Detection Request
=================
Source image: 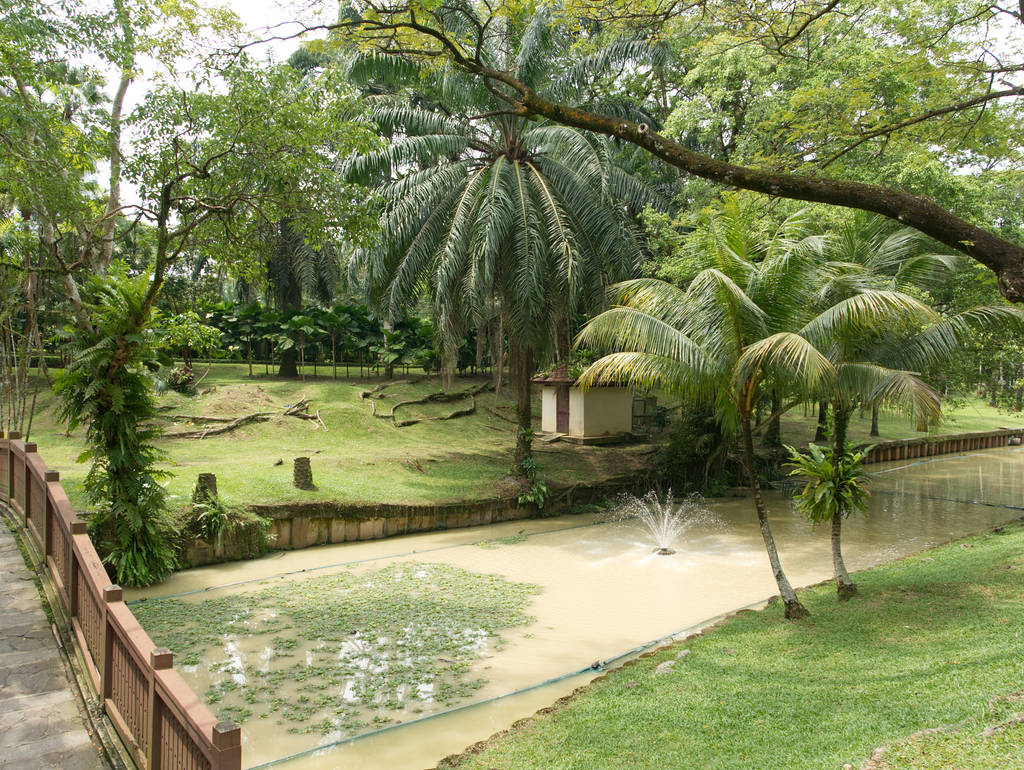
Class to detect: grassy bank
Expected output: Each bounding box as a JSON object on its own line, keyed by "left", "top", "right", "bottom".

{"left": 777, "top": 397, "right": 1023, "bottom": 447}
{"left": 23, "top": 365, "right": 653, "bottom": 512}
{"left": 445, "top": 521, "right": 1024, "bottom": 770}
{"left": 21, "top": 364, "right": 1024, "bottom": 513}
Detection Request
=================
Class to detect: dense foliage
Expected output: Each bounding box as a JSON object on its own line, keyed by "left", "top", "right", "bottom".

{"left": 55, "top": 268, "right": 176, "bottom": 586}
{"left": 3, "top": 0, "right": 1024, "bottom": 588}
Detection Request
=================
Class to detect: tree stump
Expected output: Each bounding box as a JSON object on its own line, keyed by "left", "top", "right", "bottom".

{"left": 192, "top": 473, "right": 218, "bottom": 504}
{"left": 293, "top": 457, "right": 315, "bottom": 490}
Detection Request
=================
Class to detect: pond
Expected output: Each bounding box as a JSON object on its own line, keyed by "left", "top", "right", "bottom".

{"left": 128, "top": 446, "right": 1024, "bottom": 769}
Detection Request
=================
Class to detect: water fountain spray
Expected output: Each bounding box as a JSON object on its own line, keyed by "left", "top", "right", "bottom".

{"left": 613, "top": 491, "right": 720, "bottom": 555}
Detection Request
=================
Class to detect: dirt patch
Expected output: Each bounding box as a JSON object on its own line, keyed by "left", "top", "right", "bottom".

{"left": 191, "top": 384, "right": 277, "bottom": 416}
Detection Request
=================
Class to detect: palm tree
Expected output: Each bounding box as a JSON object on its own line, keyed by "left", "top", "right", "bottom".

{"left": 758, "top": 299, "right": 942, "bottom": 600}
{"left": 751, "top": 215, "right": 1024, "bottom": 600}
{"left": 577, "top": 201, "right": 832, "bottom": 619}
{"left": 267, "top": 219, "right": 344, "bottom": 377}
{"left": 813, "top": 214, "right": 959, "bottom": 435}
{"left": 348, "top": 9, "right": 658, "bottom": 468}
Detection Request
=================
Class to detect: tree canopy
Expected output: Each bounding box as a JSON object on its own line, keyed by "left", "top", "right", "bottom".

{"left": 320, "top": 0, "right": 1024, "bottom": 300}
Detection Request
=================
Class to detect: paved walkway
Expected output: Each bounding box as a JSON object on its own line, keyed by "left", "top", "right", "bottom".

{"left": 0, "top": 524, "right": 104, "bottom": 769}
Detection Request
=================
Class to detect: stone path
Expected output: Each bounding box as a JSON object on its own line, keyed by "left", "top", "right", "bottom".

{"left": 0, "top": 524, "right": 105, "bottom": 769}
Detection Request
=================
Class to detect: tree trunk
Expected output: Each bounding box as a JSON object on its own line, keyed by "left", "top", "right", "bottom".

{"left": 510, "top": 342, "right": 535, "bottom": 469}
{"left": 815, "top": 400, "right": 828, "bottom": 442}
{"left": 492, "top": 314, "right": 505, "bottom": 396}
{"left": 277, "top": 268, "right": 302, "bottom": 377}
{"left": 763, "top": 389, "right": 781, "bottom": 447}
{"left": 98, "top": 0, "right": 134, "bottom": 273}
{"left": 279, "top": 348, "right": 299, "bottom": 378}
{"left": 831, "top": 405, "right": 858, "bottom": 600}
{"left": 555, "top": 315, "right": 571, "bottom": 364}
{"left": 475, "top": 322, "right": 485, "bottom": 373}
{"left": 831, "top": 514, "right": 857, "bottom": 600}
{"left": 740, "top": 414, "right": 808, "bottom": 619}
{"left": 870, "top": 403, "right": 880, "bottom": 437}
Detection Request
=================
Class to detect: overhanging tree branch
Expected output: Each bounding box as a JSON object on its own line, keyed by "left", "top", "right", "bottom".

{"left": 323, "top": 8, "right": 1024, "bottom": 303}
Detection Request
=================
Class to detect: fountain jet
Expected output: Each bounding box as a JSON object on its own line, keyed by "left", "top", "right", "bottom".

{"left": 613, "top": 491, "right": 720, "bottom": 555}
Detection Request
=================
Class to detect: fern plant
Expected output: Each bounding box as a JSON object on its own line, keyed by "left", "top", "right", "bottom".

{"left": 56, "top": 265, "right": 176, "bottom": 586}
{"left": 785, "top": 443, "right": 872, "bottom": 525}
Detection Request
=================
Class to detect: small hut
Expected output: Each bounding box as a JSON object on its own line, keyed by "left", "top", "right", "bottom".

{"left": 533, "top": 363, "right": 633, "bottom": 444}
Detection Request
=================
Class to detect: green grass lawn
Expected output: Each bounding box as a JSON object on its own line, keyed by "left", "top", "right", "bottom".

{"left": 23, "top": 364, "right": 652, "bottom": 512}
{"left": 443, "top": 522, "right": 1024, "bottom": 770}
{"left": 777, "top": 397, "right": 1024, "bottom": 448}
{"left": 20, "top": 364, "right": 1024, "bottom": 514}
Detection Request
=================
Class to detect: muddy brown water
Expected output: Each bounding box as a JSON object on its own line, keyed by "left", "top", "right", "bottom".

{"left": 129, "top": 448, "right": 1024, "bottom": 769}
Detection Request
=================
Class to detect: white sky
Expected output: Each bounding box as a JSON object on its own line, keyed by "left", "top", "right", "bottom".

{"left": 95, "top": 0, "right": 333, "bottom": 205}
{"left": 220, "top": 0, "right": 326, "bottom": 61}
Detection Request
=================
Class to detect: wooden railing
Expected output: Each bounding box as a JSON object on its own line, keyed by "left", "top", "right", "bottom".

{"left": 860, "top": 427, "right": 1024, "bottom": 464}
{"left": 0, "top": 432, "right": 241, "bottom": 770}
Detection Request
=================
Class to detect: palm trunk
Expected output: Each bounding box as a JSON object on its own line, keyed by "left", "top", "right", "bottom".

{"left": 475, "top": 322, "right": 485, "bottom": 373}
{"left": 740, "top": 415, "right": 808, "bottom": 619}
{"left": 870, "top": 403, "right": 879, "bottom": 437}
{"left": 831, "top": 405, "right": 857, "bottom": 600}
{"left": 510, "top": 342, "right": 535, "bottom": 469}
{"left": 763, "top": 389, "right": 781, "bottom": 447}
{"left": 491, "top": 314, "right": 505, "bottom": 396}
{"left": 815, "top": 400, "right": 828, "bottom": 441}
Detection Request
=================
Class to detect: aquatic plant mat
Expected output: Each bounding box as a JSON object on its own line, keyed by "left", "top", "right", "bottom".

{"left": 134, "top": 563, "right": 539, "bottom": 736}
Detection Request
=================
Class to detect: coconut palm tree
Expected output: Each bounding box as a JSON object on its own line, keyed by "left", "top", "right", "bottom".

{"left": 749, "top": 214, "right": 1024, "bottom": 600}
{"left": 577, "top": 200, "right": 836, "bottom": 619}
{"left": 756, "top": 300, "right": 942, "bottom": 600}
{"left": 794, "top": 216, "right": 953, "bottom": 596}
{"left": 347, "top": 9, "right": 660, "bottom": 469}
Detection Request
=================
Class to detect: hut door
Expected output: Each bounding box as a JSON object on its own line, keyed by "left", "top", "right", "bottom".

{"left": 556, "top": 385, "right": 570, "bottom": 433}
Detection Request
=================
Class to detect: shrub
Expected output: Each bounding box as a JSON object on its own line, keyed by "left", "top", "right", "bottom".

{"left": 167, "top": 365, "right": 196, "bottom": 394}
{"left": 56, "top": 267, "right": 176, "bottom": 586}
{"left": 655, "top": 404, "right": 733, "bottom": 495}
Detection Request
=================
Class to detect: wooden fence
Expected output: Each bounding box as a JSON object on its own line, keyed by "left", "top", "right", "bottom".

{"left": 0, "top": 432, "right": 241, "bottom": 770}
{"left": 860, "top": 427, "right": 1024, "bottom": 464}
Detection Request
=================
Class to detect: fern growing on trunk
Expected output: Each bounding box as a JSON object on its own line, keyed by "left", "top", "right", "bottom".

{"left": 56, "top": 267, "right": 176, "bottom": 586}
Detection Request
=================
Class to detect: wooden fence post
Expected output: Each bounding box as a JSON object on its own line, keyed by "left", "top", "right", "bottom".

{"left": 5, "top": 432, "right": 19, "bottom": 503}
{"left": 147, "top": 648, "right": 174, "bottom": 770}
{"left": 42, "top": 470, "right": 58, "bottom": 558}
{"left": 0, "top": 430, "right": 7, "bottom": 502}
{"left": 101, "top": 584, "right": 123, "bottom": 701}
{"left": 68, "top": 520, "right": 87, "bottom": 617}
{"left": 211, "top": 721, "right": 242, "bottom": 770}
{"left": 21, "top": 441, "right": 36, "bottom": 525}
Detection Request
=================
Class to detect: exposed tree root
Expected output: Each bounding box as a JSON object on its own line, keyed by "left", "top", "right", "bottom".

{"left": 359, "top": 378, "right": 422, "bottom": 399}
{"left": 366, "top": 382, "right": 493, "bottom": 426}
{"left": 485, "top": 405, "right": 518, "bottom": 424}
{"left": 161, "top": 414, "right": 239, "bottom": 424}
{"left": 164, "top": 397, "right": 325, "bottom": 438}
{"left": 394, "top": 397, "right": 479, "bottom": 427}
{"left": 164, "top": 411, "right": 277, "bottom": 439}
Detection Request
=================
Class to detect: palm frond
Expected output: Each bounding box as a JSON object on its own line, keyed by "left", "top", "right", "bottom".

{"left": 576, "top": 351, "right": 720, "bottom": 402}
{"left": 736, "top": 332, "right": 836, "bottom": 395}
{"left": 801, "top": 290, "right": 937, "bottom": 348}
